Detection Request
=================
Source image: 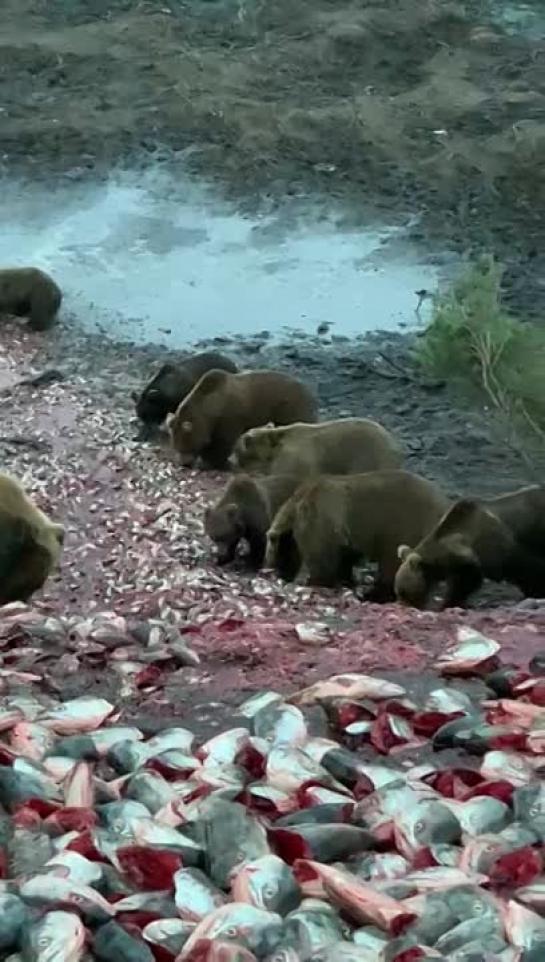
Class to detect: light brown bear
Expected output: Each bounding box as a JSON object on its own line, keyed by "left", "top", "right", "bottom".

{"left": 265, "top": 470, "right": 450, "bottom": 600}
{"left": 204, "top": 473, "right": 302, "bottom": 569}
{"left": 230, "top": 418, "right": 402, "bottom": 478}
{"left": 167, "top": 369, "right": 318, "bottom": 470}
{"left": 132, "top": 352, "right": 239, "bottom": 427}
{"left": 395, "top": 493, "right": 545, "bottom": 609}
{"left": 0, "top": 268, "right": 62, "bottom": 331}
{"left": 0, "top": 473, "right": 64, "bottom": 604}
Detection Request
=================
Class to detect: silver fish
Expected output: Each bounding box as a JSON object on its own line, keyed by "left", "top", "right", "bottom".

{"left": 23, "top": 910, "right": 85, "bottom": 962}
{"left": 174, "top": 868, "right": 227, "bottom": 922}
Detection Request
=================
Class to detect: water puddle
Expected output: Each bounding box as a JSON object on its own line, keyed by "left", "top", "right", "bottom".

{"left": 0, "top": 169, "right": 442, "bottom": 347}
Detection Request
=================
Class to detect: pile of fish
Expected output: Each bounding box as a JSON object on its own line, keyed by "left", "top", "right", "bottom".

{"left": 0, "top": 626, "right": 544, "bottom": 961}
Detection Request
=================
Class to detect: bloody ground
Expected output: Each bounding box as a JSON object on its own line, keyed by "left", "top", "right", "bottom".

{"left": 0, "top": 0, "right": 544, "bottom": 727}
{"left": 1, "top": 317, "right": 545, "bottom": 738}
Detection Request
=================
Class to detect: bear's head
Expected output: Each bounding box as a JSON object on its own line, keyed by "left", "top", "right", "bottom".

{"left": 229, "top": 423, "right": 279, "bottom": 472}
{"left": 394, "top": 544, "right": 431, "bottom": 608}
{"left": 204, "top": 501, "right": 243, "bottom": 563}
{"left": 167, "top": 407, "right": 211, "bottom": 466}
{"left": 134, "top": 364, "right": 186, "bottom": 425}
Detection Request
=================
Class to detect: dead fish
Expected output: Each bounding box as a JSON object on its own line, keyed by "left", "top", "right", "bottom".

{"left": 442, "top": 796, "right": 511, "bottom": 835}
{"left": 480, "top": 750, "right": 535, "bottom": 787}
{"left": 502, "top": 899, "right": 545, "bottom": 950}
{"left": 142, "top": 918, "right": 195, "bottom": 956}
{"left": 0, "top": 768, "right": 59, "bottom": 810}
{"left": 293, "top": 860, "right": 416, "bottom": 935}
{"left": 129, "top": 817, "right": 203, "bottom": 864}
{"left": 284, "top": 903, "right": 346, "bottom": 956}
{"left": 238, "top": 692, "right": 284, "bottom": 720}
{"left": 230, "top": 854, "right": 301, "bottom": 914}
{"left": 9, "top": 723, "right": 56, "bottom": 761}
{"left": 393, "top": 800, "right": 461, "bottom": 858}
{"left": 268, "top": 824, "right": 374, "bottom": 865}
{"left": 93, "top": 920, "right": 155, "bottom": 962}
{"left": 90, "top": 726, "right": 144, "bottom": 756}
{"left": 516, "top": 880, "right": 545, "bottom": 914}
{"left": 0, "top": 893, "right": 27, "bottom": 951}
{"left": 43, "top": 850, "right": 103, "bottom": 887}
{"left": 424, "top": 688, "right": 474, "bottom": 715}
{"left": 288, "top": 674, "right": 405, "bottom": 706}
{"left": 53, "top": 736, "right": 100, "bottom": 762}
{"left": 199, "top": 799, "right": 270, "bottom": 889}
{"left": 266, "top": 746, "right": 345, "bottom": 794}
{"left": 513, "top": 783, "right": 545, "bottom": 839}
{"left": 253, "top": 704, "right": 308, "bottom": 747}
{"left": 98, "top": 799, "right": 151, "bottom": 835}
{"left": 7, "top": 826, "right": 55, "bottom": 877}
{"left": 434, "top": 913, "right": 504, "bottom": 955}
{"left": 182, "top": 941, "right": 258, "bottom": 961}
{"left": 19, "top": 874, "right": 115, "bottom": 923}
{"left": 174, "top": 867, "right": 227, "bottom": 922}
{"left": 124, "top": 771, "right": 178, "bottom": 813}
{"left": 63, "top": 762, "right": 94, "bottom": 809}
{"left": 199, "top": 729, "right": 251, "bottom": 766}
{"left": 22, "top": 910, "right": 85, "bottom": 962}
{"left": 179, "top": 903, "right": 283, "bottom": 959}
{"left": 40, "top": 697, "right": 115, "bottom": 734}
{"left": 436, "top": 628, "right": 500, "bottom": 676}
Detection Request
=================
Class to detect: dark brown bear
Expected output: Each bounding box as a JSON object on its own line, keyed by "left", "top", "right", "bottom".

{"left": 204, "top": 473, "right": 301, "bottom": 568}
{"left": 395, "top": 496, "right": 545, "bottom": 609}
{"left": 168, "top": 369, "right": 318, "bottom": 469}
{"left": 230, "top": 417, "right": 402, "bottom": 478}
{"left": 0, "top": 267, "right": 62, "bottom": 331}
{"left": 486, "top": 484, "right": 545, "bottom": 559}
{"left": 0, "top": 472, "right": 64, "bottom": 604}
{"left": 265, "top": 470, "right": 450, "bottom": 600}
{"left": 133, "top": 352, "right": 238, "bottom": 427}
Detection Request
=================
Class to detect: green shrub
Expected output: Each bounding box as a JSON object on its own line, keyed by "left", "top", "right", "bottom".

{"left": 416, "top": 255, "right": 545, "bottom": 450}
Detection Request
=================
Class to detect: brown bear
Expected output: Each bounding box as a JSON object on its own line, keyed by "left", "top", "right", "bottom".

{"left": 204, "top": 473, "right": 302, "bottom": 568}
{"left": 265, "top": 470, "right": 450, "bottom": 600}
{"left": 0, "top": 473, "right": 65, "bottom": 604}
{"left": 132, "top": 352, "right": 239, "bottom": 427}
{"left": 486, "top": 484, "right": 545, "bottom": 559}
{"left": 395, "top": 495, "right": 545, "bottom": 610}
{"left": 167, "top": 369, "right": 318, "bottom": 470}
{"left": 0, "top": 268, "right": 62, "bottom": 331}
{"left": 230, "top": 418, "right": 402, "bottom": 478}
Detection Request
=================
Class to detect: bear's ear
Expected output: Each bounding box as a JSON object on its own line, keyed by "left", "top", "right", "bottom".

{"left": 131, "top": 390, "right": 139, "bottom": 403}
{"left": 397, "top": 544, "right": 413, "bottom": 562}
{"left": 165, "top": 412, "right": 175, "bottom": 429}
{"left": 225, "top": 503, "right": 240, "bottom": 520}
{"left": 434, "top": 498, "right": 480, "bottom": 538}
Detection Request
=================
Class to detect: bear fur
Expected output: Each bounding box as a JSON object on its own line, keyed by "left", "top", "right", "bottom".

{"left": 204, "top": 472, "right": 302, "bottom": 568}
{"left": 168, "top": 369, "right": 318, "bottom": 469}
{"left": 0, "top": 473, "right": 64, "bottom": 605}
{"left": 0, "top": 268, "right": 62, "bottom": 331}
{"left": 265, "top": 470, "right": 450, "bottom": 600}
{"left": 230, "top": 418, "right": 402, "bottom": 478}
{"left": 486, "top": 484, "right": 545, "bottom": 559}
{"left": 133, "top": 352, "right": 239, "bottom": 426}
{"left": 395, "top": 494, "right": 545, "bottom": 610}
